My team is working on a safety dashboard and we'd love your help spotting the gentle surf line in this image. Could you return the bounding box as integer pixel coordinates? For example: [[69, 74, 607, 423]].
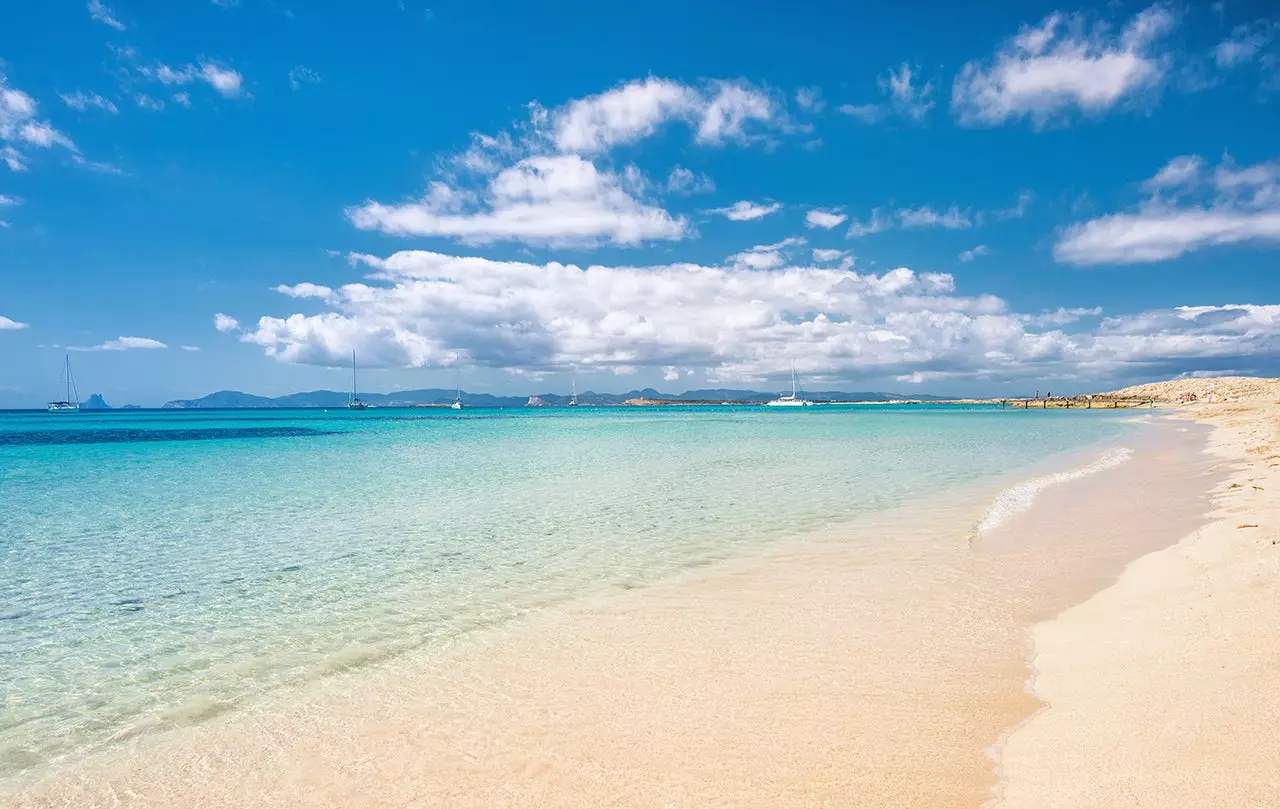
[[973, 447, 1134, 535]]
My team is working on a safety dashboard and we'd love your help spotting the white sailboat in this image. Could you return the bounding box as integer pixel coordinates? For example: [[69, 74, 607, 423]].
[[765, 364, 813, 407], [47, 354, 81, 413], [347, 350, 369, 410], [451, 383, 463, 410], [566, 375, 578, 407]]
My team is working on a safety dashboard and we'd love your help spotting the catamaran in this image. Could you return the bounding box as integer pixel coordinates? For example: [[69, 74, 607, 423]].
[[451, 384, 463, 410], [47, 354, 81, 413], [347, 350, 369, 410], [566, 376, 578, 407], [765, 364, 813, 407]]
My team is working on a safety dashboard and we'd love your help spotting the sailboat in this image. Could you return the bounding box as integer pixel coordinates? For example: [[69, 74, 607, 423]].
[[765, 364, 813, 407], [566, 375, 578, 407], [47, 354, 81, 413], [347, 350, 369, 410], [451, 383, 463, 410]]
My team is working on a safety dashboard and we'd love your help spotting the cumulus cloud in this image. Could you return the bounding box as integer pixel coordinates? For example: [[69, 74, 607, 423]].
[[347, 154, 687, 247], [952, 3, 1177, 127], [707, 200, 782, 221], [0, 315, 28, 330], [70, 336, 168, 352], [135, 94, 164, 111], [548, 77, 777, 154], [838, 63, 935, 124], [59, 91, 119, 114], [87, 0, 126, 31], [235, 248, 1280, 385], [959, 245, 991, 262], [214, 313, 241, 332], [1, 73, 78, 168], [0, 193, 17, 206], [1055, 153, 1280, 265], [274, 282, 337, 302], [665, 165, 715, 195], [805, 208, 847, 229]]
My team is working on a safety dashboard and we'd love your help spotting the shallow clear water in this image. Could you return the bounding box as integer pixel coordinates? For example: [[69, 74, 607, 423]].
[[0, 405, 1133, 779]]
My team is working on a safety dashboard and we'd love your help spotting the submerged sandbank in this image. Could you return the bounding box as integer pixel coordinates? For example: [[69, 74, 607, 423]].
[[6, 420, 1219, 808]]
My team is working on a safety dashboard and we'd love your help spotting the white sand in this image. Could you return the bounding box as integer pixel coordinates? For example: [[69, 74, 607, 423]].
[[993, 397, 1280, 808]]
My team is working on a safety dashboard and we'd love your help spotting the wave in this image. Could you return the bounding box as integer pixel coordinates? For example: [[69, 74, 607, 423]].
[[974, 447, 1133, 535]]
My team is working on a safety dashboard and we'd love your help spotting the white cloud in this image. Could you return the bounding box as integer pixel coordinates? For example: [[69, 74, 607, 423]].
[[812, 248, 850, 263], [70, 154, 125, 175], [275, 282, 337, 302], [707, 200, 782, 221], [952, 3, 1177, 127], [135, 94, 165, 111], [144, 61, 245, 99], [0, 315, 28, 330], [846, 208, 893, 238], [236, 248, 1280, 384], [805, 208, 847, 229], [348, 154, 687, 247], [1020, 307, 1102, 326], [899, 204, 972, 229], [665, 165, 715, 195], [882, 63, 935, 121], [1213, 21, 1275, 69], [181, 345, 202, 352], [838, 63, 935, 124], [1, 146, 24, 171], [200, 64, 244, 97], [1144, 154, 1202, 191], [728, 236, 806, 269], [836, 103, 885, 123], [289, 65, 320, 91], [0, 194, 17, 206], [1056, 154, 1280, 265], [959, 245, 991, 262], [70, 336, 168, 352], [173, 92, 191, 108], [1, 74, 77, 167], [994, 190, 1035, 220], [87, 0, 126, 31], [59, 91, 119, 115], [795, 86, 825, 113], [214, 313, 241, 332], [548, 77, 777, 155], [0, 220, 12, 228]]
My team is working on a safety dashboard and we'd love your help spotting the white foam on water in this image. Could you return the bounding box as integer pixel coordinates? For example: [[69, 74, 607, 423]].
[[974, 447, 1134, 535]]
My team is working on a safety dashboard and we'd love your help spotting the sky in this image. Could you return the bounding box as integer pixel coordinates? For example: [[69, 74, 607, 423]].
[[1, 0, 1279, 406]]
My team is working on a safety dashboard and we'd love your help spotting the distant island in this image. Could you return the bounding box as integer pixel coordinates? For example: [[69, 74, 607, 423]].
[[160, 388, 950, 409], [77, 394, 142, 410]]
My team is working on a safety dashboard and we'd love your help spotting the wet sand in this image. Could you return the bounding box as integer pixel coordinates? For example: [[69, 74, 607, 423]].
[[6, 419, 1222, 808]]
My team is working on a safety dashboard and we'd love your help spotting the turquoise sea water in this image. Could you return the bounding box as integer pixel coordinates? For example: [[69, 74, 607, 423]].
[[0, 405, 1134, 781]]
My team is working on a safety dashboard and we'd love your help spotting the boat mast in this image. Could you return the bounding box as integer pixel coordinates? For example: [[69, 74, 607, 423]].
[[65, 354, 79, 404], [351, 350, 357, 402]]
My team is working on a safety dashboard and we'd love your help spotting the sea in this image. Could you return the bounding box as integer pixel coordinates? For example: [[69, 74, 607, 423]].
[[0, 404, 1137, 786]]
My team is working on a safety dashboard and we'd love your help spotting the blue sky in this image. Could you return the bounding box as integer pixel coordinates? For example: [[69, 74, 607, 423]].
[[2, 0, 1279, 406]]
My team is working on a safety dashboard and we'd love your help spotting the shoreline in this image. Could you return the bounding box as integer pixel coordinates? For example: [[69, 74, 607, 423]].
[[5, 414, 1226, 808], [990, 402, 1280, 807]]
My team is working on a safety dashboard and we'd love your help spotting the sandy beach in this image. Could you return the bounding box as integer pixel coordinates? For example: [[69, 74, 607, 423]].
[[6, 381, 1279, 808], [993, 383, 1280, 808]]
